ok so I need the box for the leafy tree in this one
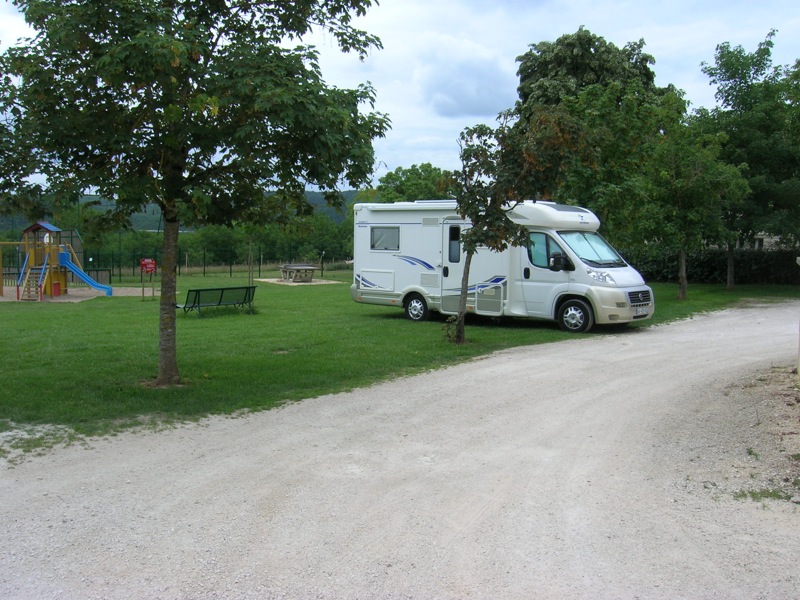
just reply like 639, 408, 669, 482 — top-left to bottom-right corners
376, 163, 456, 202
285, 212, 344, 263
195, 225, 241, 265
508, 27, 750, 300
557, 83, 686, 246
702, 30, 781, 112
699, 31, 800, 284
450, 123, 527, 344
120, 231, 164, 261
0, 0, 389, 385
516, 26, 658, 106
641, 124, 749, 299
513, 27, 679, 245
507, 102, 588, 199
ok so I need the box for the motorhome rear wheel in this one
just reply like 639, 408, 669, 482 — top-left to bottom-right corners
404, 293, 430, 321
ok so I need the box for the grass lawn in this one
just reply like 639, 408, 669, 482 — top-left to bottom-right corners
1, 273, 797, 446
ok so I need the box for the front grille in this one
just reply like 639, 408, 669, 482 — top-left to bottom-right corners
628, 290, 652, 306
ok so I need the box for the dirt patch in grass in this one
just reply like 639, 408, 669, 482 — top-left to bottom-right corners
729, 365, 800, 503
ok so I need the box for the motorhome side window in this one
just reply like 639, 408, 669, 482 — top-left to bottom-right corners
370, 227, 400, 251
448, 226, 461, 263
528, 232, 563, 268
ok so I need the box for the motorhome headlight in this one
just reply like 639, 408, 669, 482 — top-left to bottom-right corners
586, 267, 616, 285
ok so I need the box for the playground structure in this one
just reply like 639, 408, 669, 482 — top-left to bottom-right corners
0, 222, 112, 301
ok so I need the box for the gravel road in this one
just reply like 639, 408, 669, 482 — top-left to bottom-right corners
2, 301, 799, 599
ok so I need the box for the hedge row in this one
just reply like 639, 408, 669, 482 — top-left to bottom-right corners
620, 248, 800, 285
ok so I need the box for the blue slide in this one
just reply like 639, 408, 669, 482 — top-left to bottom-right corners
58, 251, 113, 296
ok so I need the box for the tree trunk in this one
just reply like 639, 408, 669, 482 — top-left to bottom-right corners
454, 251, 474, 344
677, 247, 688, 301
156, 217, 181, 385
726, 242, 736, 290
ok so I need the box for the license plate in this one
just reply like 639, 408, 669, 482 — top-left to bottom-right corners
635, 306, 649, 315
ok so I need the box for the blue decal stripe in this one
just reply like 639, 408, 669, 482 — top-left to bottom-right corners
396, 255, 435, 270
356, 275, 381, 289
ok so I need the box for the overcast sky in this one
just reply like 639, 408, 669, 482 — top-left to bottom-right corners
2, 0, 799, 183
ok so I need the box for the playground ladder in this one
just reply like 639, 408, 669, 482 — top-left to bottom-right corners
19, 266, 43, 301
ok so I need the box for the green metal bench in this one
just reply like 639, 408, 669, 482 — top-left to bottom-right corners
177, 286, 256, 317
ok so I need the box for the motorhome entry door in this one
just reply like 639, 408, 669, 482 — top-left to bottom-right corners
440, 222, 466, 313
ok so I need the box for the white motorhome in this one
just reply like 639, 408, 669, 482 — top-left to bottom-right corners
350, 200, 654, 332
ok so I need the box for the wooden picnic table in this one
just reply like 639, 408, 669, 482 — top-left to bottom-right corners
281, 264, 318, 283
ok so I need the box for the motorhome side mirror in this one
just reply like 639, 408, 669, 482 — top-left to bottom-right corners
549, 253, 565, 271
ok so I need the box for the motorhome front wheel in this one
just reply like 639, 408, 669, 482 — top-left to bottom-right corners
558, 299, 594, 333
404, 293, 430, 321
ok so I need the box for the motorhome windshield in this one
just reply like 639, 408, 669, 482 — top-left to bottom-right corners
558, 231, 626, 268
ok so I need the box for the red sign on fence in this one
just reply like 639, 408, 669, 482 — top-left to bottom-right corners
140, 258, 157, 274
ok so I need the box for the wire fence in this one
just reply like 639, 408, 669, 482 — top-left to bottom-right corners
2, 246, 350, 286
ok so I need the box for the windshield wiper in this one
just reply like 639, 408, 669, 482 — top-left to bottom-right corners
582, 258, 625, 267
596, 259, 626, 267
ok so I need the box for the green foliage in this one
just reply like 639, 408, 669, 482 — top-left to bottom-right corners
0, 0, 389, 223
699, 31, 800, 248
511, 28, 784, 300
509, 102, 588, 199
376, 163, 456, 202
639, 121, 749, 298
702, 30, 782, 111
622, 247, 800, 285
512, 27, 684, 245
455, 124, 529, 255
517, 26, 658, 106
558, 85, 686, 244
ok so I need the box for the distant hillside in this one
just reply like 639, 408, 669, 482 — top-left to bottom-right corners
124, 191, 359, 230
306, 190, 360, 223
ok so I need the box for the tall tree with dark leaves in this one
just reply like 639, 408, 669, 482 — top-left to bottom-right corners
641, 124, 749, 299
700, 31, 800, 286
517, 25, 658, 107
513, 27, 679, 245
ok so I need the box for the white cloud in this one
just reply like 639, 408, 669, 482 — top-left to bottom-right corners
337, 0, 800, 176
415, 36, 517, 118
2, 0, 799, 182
